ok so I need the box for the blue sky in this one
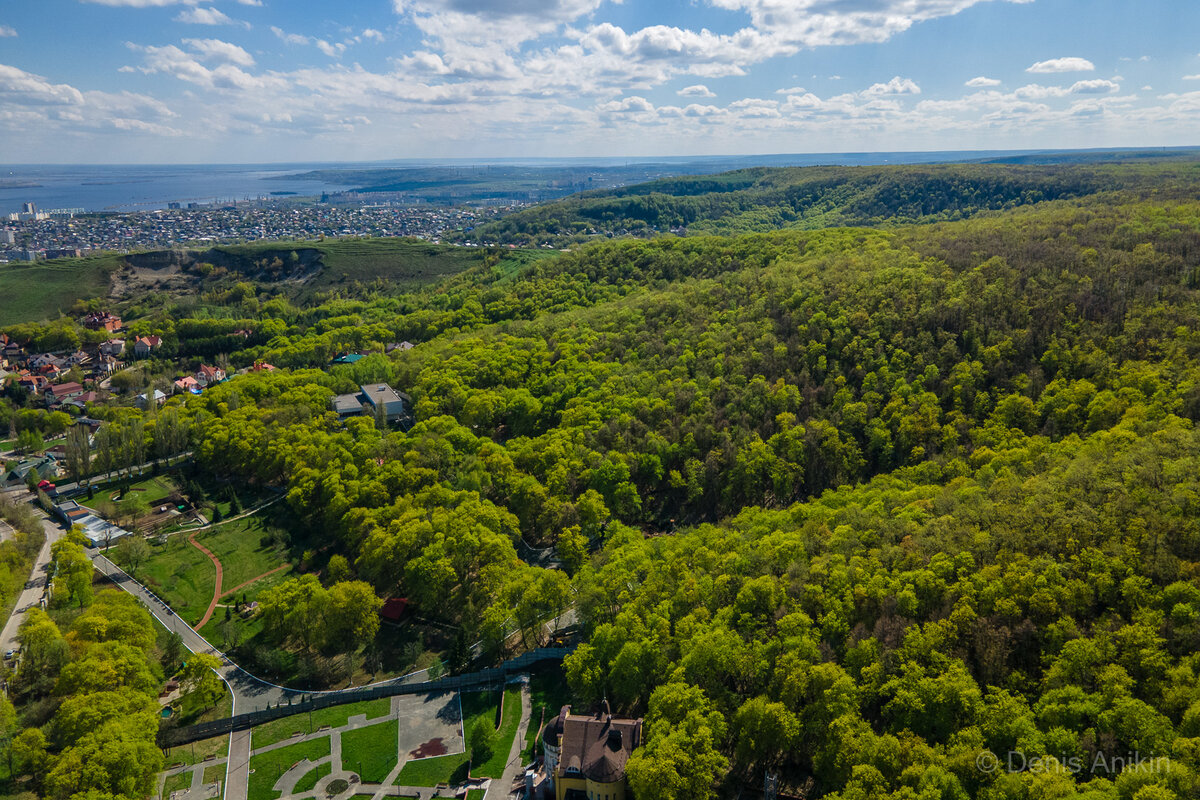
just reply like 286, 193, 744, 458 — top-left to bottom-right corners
1, 0, 1199, 163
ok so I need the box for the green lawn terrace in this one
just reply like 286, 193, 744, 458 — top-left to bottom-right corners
238, 687, 522, 800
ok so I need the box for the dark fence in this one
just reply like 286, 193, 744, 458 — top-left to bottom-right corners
157, 647, 573, 748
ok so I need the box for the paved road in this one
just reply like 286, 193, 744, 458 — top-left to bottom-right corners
0, 498, 64, 656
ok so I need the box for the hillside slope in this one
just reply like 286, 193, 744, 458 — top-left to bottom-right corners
452, 161, 1200, 246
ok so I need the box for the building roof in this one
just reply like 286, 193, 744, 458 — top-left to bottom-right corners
546, 705, 642, 785
380, 598, 408, 621
332, 393, 364, 415
49, 381, 84, 396
333, 353, 365, 364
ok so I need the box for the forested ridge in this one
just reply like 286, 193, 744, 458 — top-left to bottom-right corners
7, 166, 1200, 798
450, 162, 1200, 246
174, 191, 1200, 798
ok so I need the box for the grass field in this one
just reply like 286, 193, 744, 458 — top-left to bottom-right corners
203, 764, 227, 785
0, 253, 118, 325
291, 762, 331, 795
161, 770, 192, 799
247, 736, 331, 800
112, 510, 291, 626
251, 698, 391, 749
393, 687, 520, 787
341, 719, 399, 782
98, 475, 179, 505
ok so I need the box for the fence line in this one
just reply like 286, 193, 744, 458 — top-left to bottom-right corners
157, 647, 572, 748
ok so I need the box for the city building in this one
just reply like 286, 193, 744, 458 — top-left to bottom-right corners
542, 704, 642, 800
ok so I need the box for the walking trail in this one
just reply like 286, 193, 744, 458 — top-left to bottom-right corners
188, 495, 286, 629
190, 531, 224, 629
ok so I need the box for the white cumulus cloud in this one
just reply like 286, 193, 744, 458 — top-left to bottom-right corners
1070, 79, 1119, 94
183, 38, 255, 67
678, 84, 715, 97
863, 76, 921, 96
966, 76, 1000, 87
0, 25, 16, 38
1027, 57, 1096, 73
176, 7, 234, 25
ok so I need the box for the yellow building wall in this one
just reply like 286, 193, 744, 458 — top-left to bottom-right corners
554, 773, 626, 800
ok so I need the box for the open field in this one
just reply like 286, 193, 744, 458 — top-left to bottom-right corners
111, 510, 291, 626
0, 253, 119, 325
252, 698, 391, 749
341, 719, 399, 782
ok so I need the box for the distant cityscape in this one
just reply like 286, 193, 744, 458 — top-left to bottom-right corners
0, 200, 516, 261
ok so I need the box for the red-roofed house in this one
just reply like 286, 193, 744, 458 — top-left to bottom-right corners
45, 382, 85, 403
133, 335, 162, 358
195, 364, 226, 386
174, 376, 201, 394
380, 598, 408, 622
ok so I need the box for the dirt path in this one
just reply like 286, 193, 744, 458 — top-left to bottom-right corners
190, 531, 224, 629
221, 563, 289, 600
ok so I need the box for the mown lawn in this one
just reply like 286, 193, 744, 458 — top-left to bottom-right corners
291, 762, 331, 795
161, 770, 192, 800
247, 736, 330, 800
341, 719, 398, 782
202, 763, 227, 785
251, 698, 391, 749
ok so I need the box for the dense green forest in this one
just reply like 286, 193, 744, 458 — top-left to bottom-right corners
7, 165, 1200, 798
451, 162, 1200, 246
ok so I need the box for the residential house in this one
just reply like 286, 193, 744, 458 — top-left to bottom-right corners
133, 335, 163, 358
63, 391, 100, 411
386, 341, 416, 353
5, 454, 58, 486
252, 360, 276, 372
82, 312, 122, 332
135, 389, 167, 409
174, 376, 201, 394
331, 393, 365, 417
359, 383, 408, 422
29, 353, 63, 371
542, 704, 642, 800
332, 353, 365, 365
329, 383, 409, 422
65, 350, 92, 367
99, 339, 126, 357
45, 381, 85, 404
17, 374, 48, 395
96, 355, 123, 375
195, 364, 226, 386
